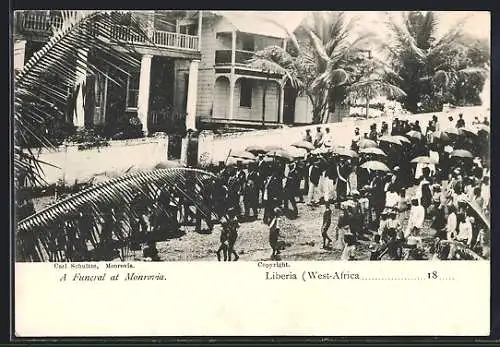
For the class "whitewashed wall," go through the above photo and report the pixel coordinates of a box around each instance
[197,106,487,166]
[32,136,169,186]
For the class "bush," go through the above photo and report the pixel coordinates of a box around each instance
[66,128,109,150]
[111,114,144,140]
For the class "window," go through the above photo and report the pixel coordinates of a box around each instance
[242,35,255,51]
[240,79,252,108]
[126,72,140,110]
[180,24,196,35]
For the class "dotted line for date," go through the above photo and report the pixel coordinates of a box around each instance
[359,277,455,281]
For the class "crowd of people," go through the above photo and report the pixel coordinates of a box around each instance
[210,113,490,261]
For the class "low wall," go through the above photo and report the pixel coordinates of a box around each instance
[32,135,169,186]
[198,106,488,165]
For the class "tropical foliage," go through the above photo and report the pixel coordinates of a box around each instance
[14,10,147,189]
[250,12,402,124]
[384,11,489,113]
[14,11,221,262]
[17,168,217,261]
[346,55,406,118]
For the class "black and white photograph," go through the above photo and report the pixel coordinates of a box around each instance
[13,10,491,263]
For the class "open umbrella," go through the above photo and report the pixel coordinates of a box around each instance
[475,124,490,133]
[360,160,391,172]
[450,149,473,159]
[333,148,358,158]
[458,127,478,137]
[286,146,307,159]
[230,150,256,160]
[379,135,402,145]
[357,139,378,149]
[457,196,490,231]
[443,127,459,136]
[245,145,267,155]
[226,157,254,166]
[265,145,284,152]
[311,147,329,155]
[392,135,411,144]
[291,141,315,151]
[267,150,293,161]
[410,156,438,164]
[405,131,422,140]
[432,130,450,142]
[359,147,387,156]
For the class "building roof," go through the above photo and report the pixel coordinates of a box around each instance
[213,11,293,38]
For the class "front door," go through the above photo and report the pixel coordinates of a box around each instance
[283,83,297,124]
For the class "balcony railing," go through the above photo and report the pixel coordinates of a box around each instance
[215,50,255,66]
[19,12,63,33]
[17,13,199,51]
[111,25,199,50]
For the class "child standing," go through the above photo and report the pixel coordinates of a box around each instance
[217,216,230,261]
[226,208,240,261]
[269,207,283,259]
[321,203,333,249]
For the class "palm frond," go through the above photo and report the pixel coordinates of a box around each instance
[17,168,218,262]
[14,10,149,187]
[303,26,330,66]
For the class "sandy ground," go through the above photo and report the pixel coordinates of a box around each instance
[125,185,437,262]
[32,186,437,262]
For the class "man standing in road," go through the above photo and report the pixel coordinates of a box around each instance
[323,127,334,148]
[313,126,324,148]
[456,113,465,128]
[304,129,312,143]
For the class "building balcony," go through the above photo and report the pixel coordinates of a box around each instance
[17,12,199,51]
[215,49,254,66]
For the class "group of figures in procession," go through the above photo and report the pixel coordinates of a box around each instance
[208,112,490,261]
[16,111,490,262]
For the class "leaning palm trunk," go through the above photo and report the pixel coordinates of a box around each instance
[17,168,218,262]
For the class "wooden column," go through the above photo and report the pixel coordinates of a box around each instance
[228,30,236,120]
[185,59,200,131]
[137,54,153,136]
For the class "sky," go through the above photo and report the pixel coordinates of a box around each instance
[250,11,490,41]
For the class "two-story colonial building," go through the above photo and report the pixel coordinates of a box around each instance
[14,10,349,152]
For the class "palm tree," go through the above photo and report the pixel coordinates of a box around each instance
[14,11,218,261]
[250,12,394,124]
[347,56,406,118]
[384,11,487,113]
